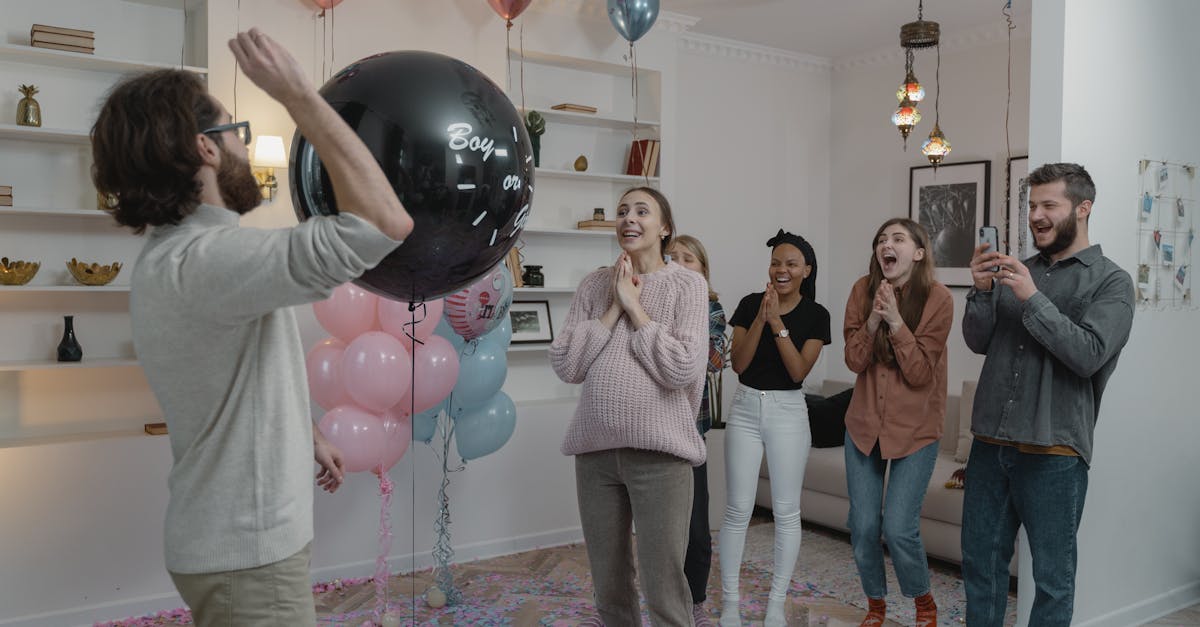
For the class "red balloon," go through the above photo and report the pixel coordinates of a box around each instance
[486,0,533,21]
[314,0,344,10]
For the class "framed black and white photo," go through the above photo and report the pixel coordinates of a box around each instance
[1007,156,1033,259]
[909,160,992,287]
[509,300,554,344]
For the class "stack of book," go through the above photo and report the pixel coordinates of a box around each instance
[30,24,95,55]
[576,219,616,231]
[624,139,661,177]
[0,186,12,207]
[551,103,598,114]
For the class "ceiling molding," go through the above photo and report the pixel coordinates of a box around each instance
[680,32,832,73]
[833,19,1031,72]
[527,0,699,33]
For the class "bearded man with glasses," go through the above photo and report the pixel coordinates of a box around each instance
[91,28,413,626]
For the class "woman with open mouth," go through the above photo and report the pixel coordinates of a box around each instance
[842,218,954,627]
[718,229,831,627]
[550,187,710,626]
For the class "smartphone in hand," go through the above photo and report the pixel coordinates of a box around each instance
[978,226,1000,272]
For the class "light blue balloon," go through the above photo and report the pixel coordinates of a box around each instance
[607,0,659,43]
[452,338,508,408]
[434,317,466,352]
[487,316,513,348]
[412,402,445,443]
[453,391,517,461]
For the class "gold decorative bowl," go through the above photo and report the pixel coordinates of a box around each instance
[0,257,40,285]
[66,258,122,286]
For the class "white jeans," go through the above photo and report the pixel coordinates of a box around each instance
[718,384,812,603]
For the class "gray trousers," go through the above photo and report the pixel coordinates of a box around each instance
[576,448,695,626]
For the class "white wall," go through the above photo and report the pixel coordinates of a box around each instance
[673,35,833,383]
[0,2,832,625]
[1029,1,1200,624]
[827,26,1032,395]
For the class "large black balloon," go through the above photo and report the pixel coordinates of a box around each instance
[290,51,534,302]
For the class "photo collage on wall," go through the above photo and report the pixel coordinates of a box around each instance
[1137,160,1195,308]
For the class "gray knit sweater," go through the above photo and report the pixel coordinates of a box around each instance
[132,205,399,574]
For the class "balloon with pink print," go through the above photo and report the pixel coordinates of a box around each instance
[443,264,512,342]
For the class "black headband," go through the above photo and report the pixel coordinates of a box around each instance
[766,229,807,251]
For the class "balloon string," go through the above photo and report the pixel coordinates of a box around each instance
[630,42,647,185]
[519,21,526,116]
[373,471,394,623]
[430,396,464,605]
[505,21,512,94]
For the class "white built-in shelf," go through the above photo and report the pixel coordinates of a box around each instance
[535,168,659,184]
[0,206,109,218]
[0,357,140,372]
[514,286,575,295]
[0,285,129,293]
[0,417,161,449]
[0,122,90,144]
[522,226,615,238]
[0,42,208,75]
[511,48,652,77]
[508,344,550,353]
[521,107,660,132]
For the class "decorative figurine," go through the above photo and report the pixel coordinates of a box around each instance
[17,84,42,127]
[592,207,606,221]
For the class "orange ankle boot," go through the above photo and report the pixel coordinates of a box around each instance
[859,598,886,627]
[915,593,937,627]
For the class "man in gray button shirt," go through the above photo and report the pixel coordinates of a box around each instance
[959,163,1134,626]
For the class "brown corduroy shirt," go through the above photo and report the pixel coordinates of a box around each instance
[843,276,954,459]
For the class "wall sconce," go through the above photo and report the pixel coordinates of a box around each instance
[251,135,288,201]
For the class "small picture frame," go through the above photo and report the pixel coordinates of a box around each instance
[909,160,992,287]
[509,300,554,344]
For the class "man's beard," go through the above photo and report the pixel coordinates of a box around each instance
[1034,206,1078,257]
[217,145,262,215]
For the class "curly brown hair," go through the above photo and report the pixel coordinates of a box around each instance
[91,69,222,234]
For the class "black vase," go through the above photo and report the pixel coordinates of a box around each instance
[57,315,82,362]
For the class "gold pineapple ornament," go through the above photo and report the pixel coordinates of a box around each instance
[17,84,41,127]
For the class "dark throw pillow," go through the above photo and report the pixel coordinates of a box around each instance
[806,387,853,448]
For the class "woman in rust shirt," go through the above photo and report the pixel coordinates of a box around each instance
[842,218,953,627]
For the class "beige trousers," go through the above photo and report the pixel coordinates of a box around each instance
[169,543,317,627]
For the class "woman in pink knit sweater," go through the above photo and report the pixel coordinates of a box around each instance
[550,187,710,627]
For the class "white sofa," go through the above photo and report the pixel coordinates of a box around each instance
[753,380,1016,572]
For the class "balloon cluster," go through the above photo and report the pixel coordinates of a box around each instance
[305,265,517,474]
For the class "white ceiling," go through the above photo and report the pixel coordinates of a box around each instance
[659,0,1030,60]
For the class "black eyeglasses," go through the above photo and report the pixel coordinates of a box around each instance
[200,120,251,145]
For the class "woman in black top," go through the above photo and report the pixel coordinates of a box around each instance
[717,230,831,627]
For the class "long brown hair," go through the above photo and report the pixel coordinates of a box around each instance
[91,69,222,234]
[671,234,719,301]
[863,218,935,364]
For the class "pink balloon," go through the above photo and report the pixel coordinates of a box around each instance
[318,405,385,473]
[486,0,533,21]
[378,297,444,350]
[313,284,379,343]
[394,335,460,415]
[313,0,344,10]
[376,406,413,473]
[342,331,413,412]
[306,337,350,410]
[444,265,512,341]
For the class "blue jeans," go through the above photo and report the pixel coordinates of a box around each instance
[844,435,939,599]
[961,439,1089,627]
